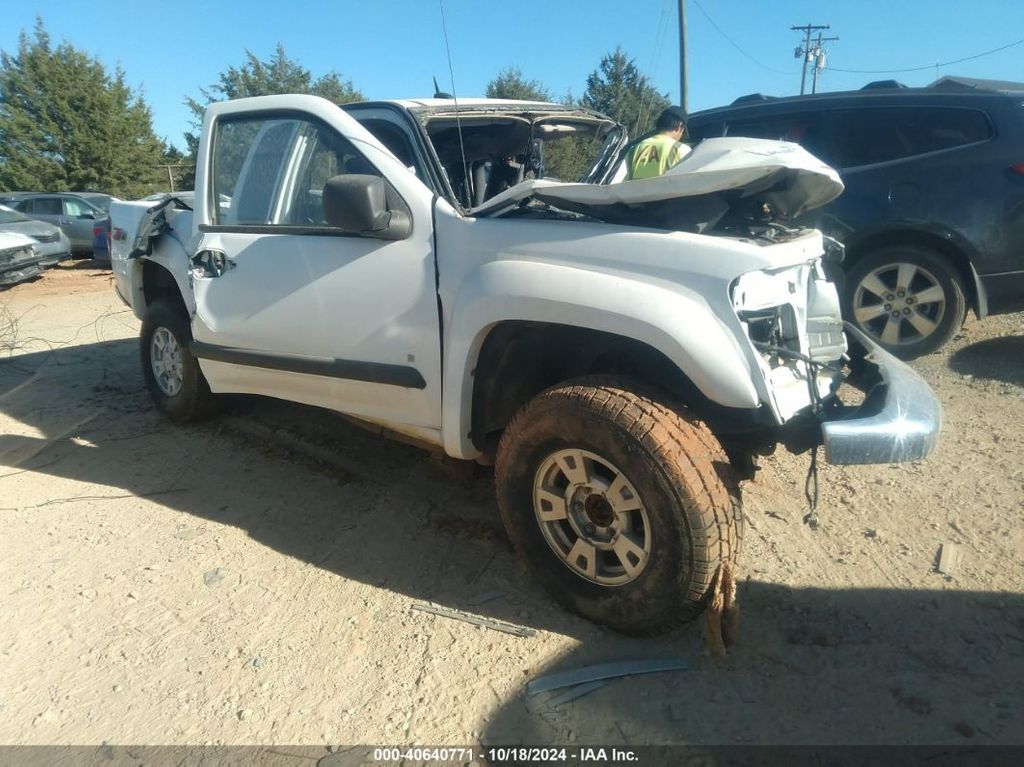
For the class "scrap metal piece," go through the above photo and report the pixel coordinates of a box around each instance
[547,680,607,707]
[411,603,536,638]
[937,542,963,575]
[526,658,687,696]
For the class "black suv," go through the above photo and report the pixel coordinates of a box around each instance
[688,84,1024,358]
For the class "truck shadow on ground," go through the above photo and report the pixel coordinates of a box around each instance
[947,335,1024,387]
[2,340,1023,745]
[481,582,1024,745]
[0,339,607,639]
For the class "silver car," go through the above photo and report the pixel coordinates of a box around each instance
[2,193,107,256]
[0,204,72,267]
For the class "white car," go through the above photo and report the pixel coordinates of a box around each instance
[110,95,940,633]
[0,231,45,287]
[0,204,72,268]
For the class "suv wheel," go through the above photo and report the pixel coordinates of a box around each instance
[844,245,966,359]
[140,300,219,422]
[495,376,741,635]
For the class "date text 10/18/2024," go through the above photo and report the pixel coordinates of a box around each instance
[372,747,640,763]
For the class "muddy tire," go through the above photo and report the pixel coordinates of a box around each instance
[844,246,966,360]
[494,376,741,635]
[140,300,219,422]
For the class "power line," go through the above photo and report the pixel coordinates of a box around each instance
[692,0,797,77]
[827,36,1024,74]
[636,0,671,133]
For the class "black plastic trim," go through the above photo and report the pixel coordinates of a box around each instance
[191,342,427,389]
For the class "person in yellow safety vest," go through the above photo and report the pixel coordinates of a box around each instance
[625,106,691,180]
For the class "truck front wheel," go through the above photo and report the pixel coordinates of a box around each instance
[495,376,741,635]
[140,300,219,422]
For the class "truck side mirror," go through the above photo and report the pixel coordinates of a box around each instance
[322,174,410,240]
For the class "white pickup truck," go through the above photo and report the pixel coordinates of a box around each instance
[110,95,940,633]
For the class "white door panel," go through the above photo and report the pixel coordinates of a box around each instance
[190,98,442,430]
[192,230,441,429]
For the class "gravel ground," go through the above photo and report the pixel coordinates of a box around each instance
[1,265,1022,749]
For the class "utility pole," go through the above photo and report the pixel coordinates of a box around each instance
[810,32,840,93]
[678,0,688,113]
[791,23,830,95]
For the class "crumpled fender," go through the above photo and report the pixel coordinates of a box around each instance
[129,231,195,319]
[440,258,761,459]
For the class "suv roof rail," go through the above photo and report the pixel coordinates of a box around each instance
[731,93,776,105]
[862,80,908,90]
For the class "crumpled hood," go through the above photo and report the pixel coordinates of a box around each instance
[471,137,844,224]
[1,219,63,240]
[0,231,36,253]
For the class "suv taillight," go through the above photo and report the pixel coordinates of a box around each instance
[111,228,127,241]
[1011,163,1024,176]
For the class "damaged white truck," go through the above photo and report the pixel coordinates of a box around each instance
[110,95,940,633]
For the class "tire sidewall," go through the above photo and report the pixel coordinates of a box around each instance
[497,396,695,632]
[140,301,209,421]
[843,245,966,359]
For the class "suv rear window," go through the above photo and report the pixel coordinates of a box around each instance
[696,104,993,169]
[831,107,992,167]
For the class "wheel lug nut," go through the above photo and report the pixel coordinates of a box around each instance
[897,290,905,297]
[886,294,895,301]
[884,303,892,311]
[892,311,900,318]
[903,308,912,315]
[584,524,596,535]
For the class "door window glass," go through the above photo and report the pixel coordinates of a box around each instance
[722,113,833,165]
[63,197,90,217]
[212,115,382,227]
[31,197,62,216]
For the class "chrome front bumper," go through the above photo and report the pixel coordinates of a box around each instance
[821,323,941,465]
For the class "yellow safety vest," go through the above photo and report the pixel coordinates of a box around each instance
[626,133,687,180]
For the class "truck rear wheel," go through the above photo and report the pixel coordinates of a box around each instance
[140,300,219,422]
[495,376,741,634]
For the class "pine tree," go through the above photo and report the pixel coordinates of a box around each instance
[0,19,165,197]
[486,67,551,102]
[184,45,363,155]
[583,47,670,138]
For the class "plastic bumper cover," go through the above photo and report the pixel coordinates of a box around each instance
[821,323,941,465]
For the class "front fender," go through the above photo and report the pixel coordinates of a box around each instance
[440,259,760,459]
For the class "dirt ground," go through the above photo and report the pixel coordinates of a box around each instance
[1,265,1022,750]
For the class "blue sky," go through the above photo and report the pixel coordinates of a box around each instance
[3,0,1022,149]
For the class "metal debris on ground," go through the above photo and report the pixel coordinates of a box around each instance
[411,603,536,638]
[547,680,607,707]
[937,542,963,575]
[203,568,226,587]
[526,658,688,696]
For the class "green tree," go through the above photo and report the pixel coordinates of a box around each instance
[486,67,551,101]
[0,19,165,197]
[582,47,670,138]
[184,45,363,154]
